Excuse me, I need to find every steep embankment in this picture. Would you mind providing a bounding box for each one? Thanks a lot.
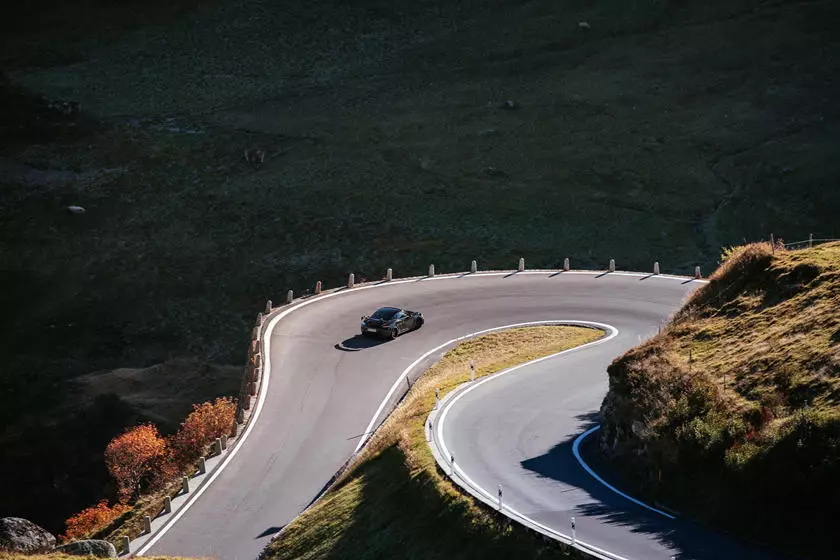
[599,241,840,557]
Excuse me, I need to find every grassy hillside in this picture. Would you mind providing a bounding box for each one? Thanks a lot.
[599,241,840,557]
[265,326,602,560]
[1,0,839,533]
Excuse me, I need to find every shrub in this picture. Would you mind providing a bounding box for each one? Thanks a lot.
[170,397,236,469]
[104,423,169,502]
[62,500,131,542]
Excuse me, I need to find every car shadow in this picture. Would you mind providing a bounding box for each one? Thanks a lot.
[335,335,388,352]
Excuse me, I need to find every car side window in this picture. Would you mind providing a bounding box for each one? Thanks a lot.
[395,311,405,319]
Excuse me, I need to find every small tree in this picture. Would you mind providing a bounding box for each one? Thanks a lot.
[104,423,168,502]
[62,500,131,542]
[170,397,236,469]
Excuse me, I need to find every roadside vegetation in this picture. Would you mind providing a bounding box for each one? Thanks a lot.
[0,556,201,560]
[57,397,235,551]
[599,241,840,557]
[1,0,839,534]
[264,325,603,560]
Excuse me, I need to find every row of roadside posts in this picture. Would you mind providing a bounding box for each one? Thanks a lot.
[496,485,576,547]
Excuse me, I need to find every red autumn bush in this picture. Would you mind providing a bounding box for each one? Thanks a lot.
[104,423,168,502]
[62,500,131,541]
[170,397,236,469]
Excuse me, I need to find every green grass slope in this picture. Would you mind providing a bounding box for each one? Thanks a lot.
[599,241,840,557]
[266,326,601,560]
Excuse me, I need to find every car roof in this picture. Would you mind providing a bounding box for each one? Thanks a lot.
[375,306,402,313]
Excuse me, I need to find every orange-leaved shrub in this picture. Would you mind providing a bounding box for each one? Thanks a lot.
[62,500,131,542]
[170,397,236,469]
[104,423,169,502]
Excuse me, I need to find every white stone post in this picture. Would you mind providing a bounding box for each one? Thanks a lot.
[221,435,228,450]
[315,280,322,294]
[809,232,813,248]
[470,260,477,273]
[120,536,130,555]
[498,484,503,511]
[609,259,616,272]
[164,496,172,514]
[470,360,475,382]
[213,438,223,456]
[653,262,660,275]
[286,289,293,304]
[571,516,576,545]
[435,387,440,409]
[347,273,355,288]
[182,476,190,494]
[563,258,570,271]
[518,257,525,272]
[695,266,702,279]
[198,457,206,474]
[386,268,393,281]
[143,515,152,534]
[429,264,435,277]
[264,300,272,314]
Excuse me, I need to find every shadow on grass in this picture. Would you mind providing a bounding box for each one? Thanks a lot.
[519,412,790,560]
[270,445,574,560]
[335,335,388,352]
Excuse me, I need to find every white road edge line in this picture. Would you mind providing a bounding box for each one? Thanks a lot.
[572,426,676,519]
[433,322,629,560]
[137,271,705,554]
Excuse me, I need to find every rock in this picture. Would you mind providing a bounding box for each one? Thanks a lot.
[578,21,591,30]
[67,205,86,214]
[0,517,56,553]
[55,539,117,558]
[500,99,517,110]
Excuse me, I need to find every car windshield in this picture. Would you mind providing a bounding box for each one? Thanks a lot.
[371,307,400,320]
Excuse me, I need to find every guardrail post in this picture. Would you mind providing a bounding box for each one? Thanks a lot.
[264,300,272,314]
[608,259,615,272]
[143,515,152,534]
[120,536,130,555]
[386,268,393,281]
[518,257,525,272]
[198,457,206,474]
[434,387,440,409]
[770,232,775,254]
[221,435,228,450]
[470,260,477,273]
[695,266,702,279]
[498,484,503,511]
[164,496,172,514]
[182,476,190,494]
[213,438,223,456]
[570,516,576,545]
[429,264,435,277]
[563,258,570,271]
[809,233,813,248]
[286,289,293,304]
[236,408,245,424]
[347,273,354,289]
[315,280,322,295]
[653,261,660,275]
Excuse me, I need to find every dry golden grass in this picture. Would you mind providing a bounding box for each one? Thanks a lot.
[266,325,603,560]
[600,242,840,556]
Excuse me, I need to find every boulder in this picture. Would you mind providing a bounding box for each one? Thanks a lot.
[0,517,56,553]
[55,539,118,558]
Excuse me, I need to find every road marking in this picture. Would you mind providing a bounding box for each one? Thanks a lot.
[431,322,633,560]
[572,426,676,519]
[137,271,702,554]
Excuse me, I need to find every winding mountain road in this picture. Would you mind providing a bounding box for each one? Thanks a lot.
[140,271,778,560]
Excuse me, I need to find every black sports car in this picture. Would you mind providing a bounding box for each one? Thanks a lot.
[360,307,424,339]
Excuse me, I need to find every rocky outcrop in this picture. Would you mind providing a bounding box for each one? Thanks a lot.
[56,539,118,557]
[0,517,56,553]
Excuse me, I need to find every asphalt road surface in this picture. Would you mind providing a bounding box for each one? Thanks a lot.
[438,322,788,559]
[143,272,776,560]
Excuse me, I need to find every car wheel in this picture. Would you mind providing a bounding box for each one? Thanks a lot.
[416,317,424,329]
[389,328,398,340]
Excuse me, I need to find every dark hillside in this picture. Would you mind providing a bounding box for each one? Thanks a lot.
[1,0,839,533]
